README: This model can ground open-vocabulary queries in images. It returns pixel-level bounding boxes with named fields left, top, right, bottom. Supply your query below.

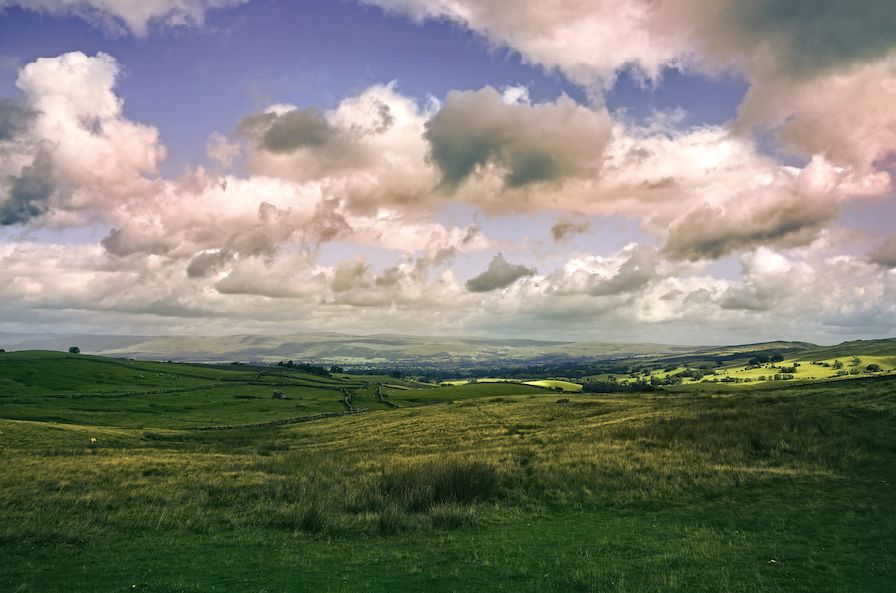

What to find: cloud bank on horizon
left=0, top=0, right=895, bottom=344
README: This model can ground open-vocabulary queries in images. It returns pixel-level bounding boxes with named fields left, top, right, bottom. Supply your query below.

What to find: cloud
left=0, top=52, right=167, bottom=226
left=424, top=86, right=612, bottom=189
left=550, top=216, right=591, bottom=243
left=361, top=0, right=691, bottom=92
left=237, top=82, right=439, bottom=215
left=364, top=1, right=896, bottom=87
left=734, top=58, right=896, bottom=177
left=720, top=248, right=813, bottom=311
left=0, top=0, right=251, bottom=36
left=545, top=243, right=667, bottom=297
left=465, top=253, right=536, bottom=292
left=869, top=233, right=896, bottom=268
left=206, top=132, right=240, bottom=170
left=2, top=234, right=894, bottom=342
left=0, top=97, right=32, bottom=141
left=365, top=0, right=896, bottom=191
left=661, top=157, right=846, bottom=261
left=238, top=107, right=340, bottom=153
left=186, top=249, right=234, bottom=278
left=0, top=152, right=54, bottom=225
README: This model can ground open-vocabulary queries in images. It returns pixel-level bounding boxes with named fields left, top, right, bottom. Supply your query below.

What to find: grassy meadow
left=1, top=352, right=894, bottom=592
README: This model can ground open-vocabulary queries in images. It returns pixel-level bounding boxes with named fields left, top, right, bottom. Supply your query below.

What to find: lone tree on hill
left=68, top=346, right=80, bottom=354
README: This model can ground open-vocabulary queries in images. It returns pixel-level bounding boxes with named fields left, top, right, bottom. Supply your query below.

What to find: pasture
left=0, top=353, right=894, bottom=592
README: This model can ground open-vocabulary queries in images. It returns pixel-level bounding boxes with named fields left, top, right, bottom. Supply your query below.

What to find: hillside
left=1, top=351, right=893, bottom=592
left=0, top=331, right=708, bottom=366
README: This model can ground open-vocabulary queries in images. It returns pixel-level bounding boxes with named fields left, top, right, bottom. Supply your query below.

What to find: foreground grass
left=1, top=378, right=894, bottom=591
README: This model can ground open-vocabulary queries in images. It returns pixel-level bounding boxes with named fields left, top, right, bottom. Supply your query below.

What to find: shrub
left=376, top=457, right=500, bottom=512
left=378, top=503, right=409, bottom=534
left=429, top=502, right=478, bottom=529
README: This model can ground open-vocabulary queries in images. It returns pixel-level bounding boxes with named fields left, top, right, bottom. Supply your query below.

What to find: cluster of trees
left=582, top=380, right=658, bottom=393
left=277, top=361, right=332, bottom=376
left=747, top=354, right=784, bottom=366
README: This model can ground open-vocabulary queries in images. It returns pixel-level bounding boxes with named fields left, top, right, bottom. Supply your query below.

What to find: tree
left=330, top=365, right=344, bottom=373
left=68, top=346, right=80, bottom=354
left=770, top=354, right=784, bottom=363
left=866, top=364, right=881, bottom=372
left=390, top=370, right=402, bottom=379
left=833, top=360, right=844, bottom=369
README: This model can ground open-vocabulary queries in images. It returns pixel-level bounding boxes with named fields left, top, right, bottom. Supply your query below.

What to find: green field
left=523, top=380, right=584, bottom=392
left=1, top=353, right=894, bottom=592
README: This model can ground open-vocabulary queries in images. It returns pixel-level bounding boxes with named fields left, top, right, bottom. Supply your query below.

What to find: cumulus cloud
left=465, top=253, right=536, bottom=292
left=365, top=0, right=896, bottom=188
left=0, top=0, right=250, bottom=36
left=720, top=248, right=814, bottom=311
left=0, top=97, right=32, bottom=141
left=237, top=82, right=439, bottom=215
left=0, top=52, right=167, bottom=227
left=206, top=132, right=240, bottom=170
left=424, top=86, right=612, bottom=189
left=0, top=152, right=54, bottom=225
left=661, top=157, right=848, bottom=261
left=545, top=243, right=666, bottom=297
left=869, top=233, right=896, bottom=269
left=734, top=58, right=896, bottom=177
left=361, top=0, right=692, bottom=92
left=364, top=1, right=896, bottom=88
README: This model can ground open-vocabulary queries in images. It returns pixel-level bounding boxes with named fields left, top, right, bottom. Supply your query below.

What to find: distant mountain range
left=4, top=331, right=893, bottom=370
left=1, top=331, right=715, bottom=367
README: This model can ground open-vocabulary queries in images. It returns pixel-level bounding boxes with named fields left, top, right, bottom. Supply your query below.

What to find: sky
left=0, top=0, right=895, bottom=346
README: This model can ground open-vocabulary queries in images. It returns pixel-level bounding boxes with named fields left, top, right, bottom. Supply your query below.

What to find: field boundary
left=182, top=408, right=372, bottom=430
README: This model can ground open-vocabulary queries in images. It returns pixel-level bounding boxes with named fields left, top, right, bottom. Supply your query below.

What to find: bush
left=429, top=501, right=478, bottom=529
left=377, top=457, right=500, bottom=512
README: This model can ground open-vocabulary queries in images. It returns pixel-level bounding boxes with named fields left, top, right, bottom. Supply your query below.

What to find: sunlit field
left=1, top=353, right=894, bottom=592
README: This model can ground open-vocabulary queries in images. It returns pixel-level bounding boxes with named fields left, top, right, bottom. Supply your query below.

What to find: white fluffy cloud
left=0, top=52, right=165, bottom=226
left=0, top=0, right=250, bottom=36
left=362, top=0, right=692, bottom=91
left=237, top=82, right=440, bottom=216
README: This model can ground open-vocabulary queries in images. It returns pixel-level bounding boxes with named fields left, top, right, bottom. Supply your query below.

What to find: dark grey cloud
left=727, top=0, right=896, bottom=78
left=423, top=87, right=611, bottom=189
left=307, top=198, right=352, bottom=245
left=0, top=152, right=55, bottom=226
left=0, top=98, right=33, bottom=141
left=100, top=227, right=178, bottom=257
left=256, top=108, right=337, bottom=153
left=868, top=233, right=896, bottom=268
left=662, top=191, right=839, bottom=262
left=238, top=102, right=395, bottom=156
left=465, top=253, right=536, bottom=293
left=550, top=216, right=592, bottom=243
left=187, top=250, right=234, bottom=278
